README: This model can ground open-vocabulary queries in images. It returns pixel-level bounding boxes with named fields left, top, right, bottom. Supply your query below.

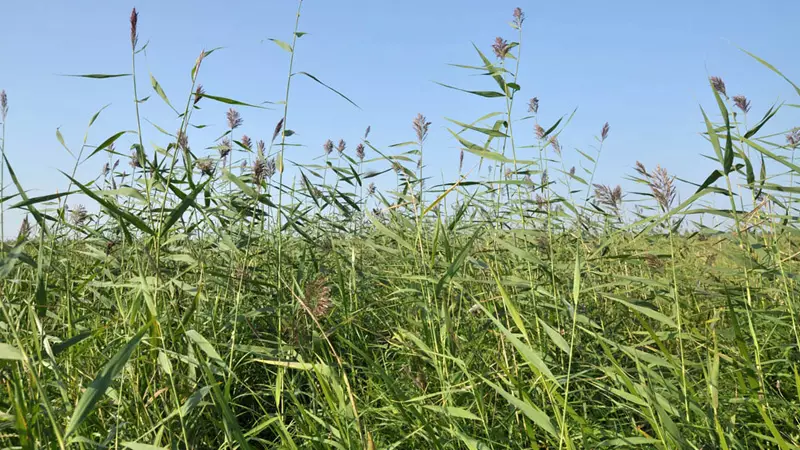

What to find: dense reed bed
left=2, top=4, right=800, bottom=449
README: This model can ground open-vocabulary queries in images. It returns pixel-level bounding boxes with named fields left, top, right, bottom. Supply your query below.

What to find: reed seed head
left=549, top=136, right=561, bottom=155
left=272, top=118, right=285, bottom=143
left=569, top=166, right=576, bottom=176
left=337, top=139, right=346, bottom=154
left=504, top=168, right=513, bottom=179
left=226, top=108, right=243, bottom=129
left=368, top=182, right=376, bottom=195
left=129, top=151, right=141, bottom=168
left=323, top=139, right=334, bottom=155
left=17, top=216, right=31, bottom=241
left=594, top=184, right=623, bottom=212
left=195, top=158, right=215, bottom=176
left=528, top=97, right=539, bottom=114
left=650, top=165, right=676, bottom=212
left=710, top=76, right=727, bottom=98
left=257, top=139, right=266, bottom=156
left=364, top=125, right=371, bottom=140
left=787, top=128, right=800, bottom=148
left=0, top=89, right=7, bottom=121
left=130, top=8, right=139, bottom=49
left=356, top=143, right=365, bottom=161
left=219, top=138, right=232, bottom=159
left=252, top=158, right=267, bottom=184
left=265, top=158, right=276, bottom=179
left=733, top=95, right=751, bottom=113
left=304, top=276, right=332, bottom=319
left=601, top=122, right=610, bottom=142
left=102, top=162, right=110, bottom=176
left=241, top=135, right=252, bottom=150
left=70, top=204, right=88, bottom=226
left=413, top=113, right=431, bottom=143
left=634, top=161, right=648, bottom=178
left=459, top=149, right=464, bottom=172
left=535, top=124, right=545, bottom=140
left=492, top=37, right=511, bottom=59
left=177, top=130, right=189, bottom=152
left=513, top=7, right=525, bottom=28
left=194, top=84, right=204, bottom=106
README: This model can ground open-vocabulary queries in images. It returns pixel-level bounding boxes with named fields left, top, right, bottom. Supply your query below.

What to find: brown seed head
left=257, top=139, right=266, bottom=156
left=252, top=158, right=266, bottom=184
left=549, top=136, right=561, bottom=155
left=337, top=139, right=346, bottom=154
left=241, top=135, right=252, bottom=150
left=528, top=97, right=539, bottom=114
left=17, top=216, right=31, bottom=241
left=70, top=204, right=88, bottom=226
left=193, top=84, right=205, bottom=106
left=356, top=143, right=365, bottom=160
left=364, top=125, right=371, bottom=140
left=492, top=37, right=511, bottom=59
left=226, top=108, right=242, bottom=129
left=787, top=128, right=800, bottom=148
left=304, top=276, right=332, bottom=319
left=218, top=138, right=232, bottom=159
left=177, top=130, right=189, bottom=152
left=601, top=122, right=610, bottom=142
left=130, top=8, right=139, bottom=49
left=513, top=7, right=525, bottom=28
left=733, top=95, right=751, bottom=113
left=195, top=158, right=215, bottom=176
left=459, top=149, right=464, bottom=171
left=413, top=113, right=431, bottom=143
left=650, top=165, right=676, bottom=212
left=710, top=76, right=727, bottom=98
left=271, top=117, right=284, bottom=143
left=0, top=89, right=7, bottom=121
left=535, top=124, right=545, bottom=139
left=323, top=139, right=334, bottom=155
left=368, top=182, right=376, bottom=195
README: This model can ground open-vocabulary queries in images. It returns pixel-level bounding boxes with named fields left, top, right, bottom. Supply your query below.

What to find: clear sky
left=1, top=0, right=799, bottom=235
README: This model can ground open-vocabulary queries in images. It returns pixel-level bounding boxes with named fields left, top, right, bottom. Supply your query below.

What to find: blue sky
left=1, top=0, right=799, bottom=235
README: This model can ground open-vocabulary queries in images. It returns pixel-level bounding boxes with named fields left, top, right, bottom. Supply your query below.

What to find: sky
left=1, top=0, right=799, bottom=236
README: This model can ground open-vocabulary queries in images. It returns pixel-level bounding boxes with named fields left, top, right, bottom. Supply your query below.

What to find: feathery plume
left=459, top=149, right=464, bottom=172
left=193, top=84, right=205, bottom=105
left=129, top=151, right=141, bottom=168
left=528, top=97, right=539, bottom=114
left=272, top=117, right=284, bottom=142
left=413, top=113, right=431, bottom=143
left=70, top=204, right=88, bottom=226
left=257, top=139, right=266, bottom=156
left=218, top=138, right=232, bottom=159
left=650, top=165, right=676, bottom=212
left=368, top=182, right=376, bottom=195
left=710, top=76, right=727, bottom=98
left=733, top=95, right=751, bottom=113
left=323, top=139, right=334, bottom=155
left=195, top=158, right=215, bottom=176
left=364, top=125, right=371, bottom=140
left=569, top=166, right=576, bottom=176
left=226, top=108, right=243, bottom=129
left=549, top=136, right=561, bottom=155
left=535, top=124, right=545, bottom=140
left=305, top=276, right=332, bottom=319
left=17, top=216, right=31, bottom=241
left=601, top=122, right=610, bottom=142
left=265, top=158, right=276, bottom=179
left=492, top=37, right=511, bottom=59
left=177, top=130, right=189, bottom=152
left=355, top=143, right=365, bottom=160
left=240, top=135, right=252, bottom=150
left=130, top=8, right=139, bottom=49
left=787, top=128, right=800, bottom=148
left=0, top=90, right=7, bottom=121
left=337, top=139, right=346, bottom=154
left=513, top=7, right=525, bottom=28
left=594, top=184, right=623, bottom=212
left=252, top=158, right=267, bottom=185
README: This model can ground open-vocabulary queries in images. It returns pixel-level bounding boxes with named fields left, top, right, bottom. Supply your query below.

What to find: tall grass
left=2, top=4, right=800, bottom=449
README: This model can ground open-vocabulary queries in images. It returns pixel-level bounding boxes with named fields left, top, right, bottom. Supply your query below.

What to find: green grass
left=2, top=4, right=800, bottom=449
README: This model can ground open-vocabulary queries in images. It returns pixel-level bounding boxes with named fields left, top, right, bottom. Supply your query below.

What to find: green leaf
left=0, top=343, right=24, bottom=361
left=200, top=93, right=266, bottom=109
left=436, top=82, right=506, bottom=98
left=423, top=405, right=481, bottom=421
left=482, top=378, right=558, bottom=438
left=150, top=74, right=176, bottom=112
left=86, top=131, right=131, bottom=160
left=62, top=73, right=131, bottom=79
left=269, top=38, right=293, bottom=53
left=294, top=72, right=360, bottom=109
left=65, top=321, right=150, bottom=437
left=56, top=128, right=74, bottom=157
left=186, top=330, right=224, bottom=366
left=538, top=319, right=570, bottom=355
left=122, top=443, right=167, bottom=450
left=160, top=180, right=208, bottom=236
